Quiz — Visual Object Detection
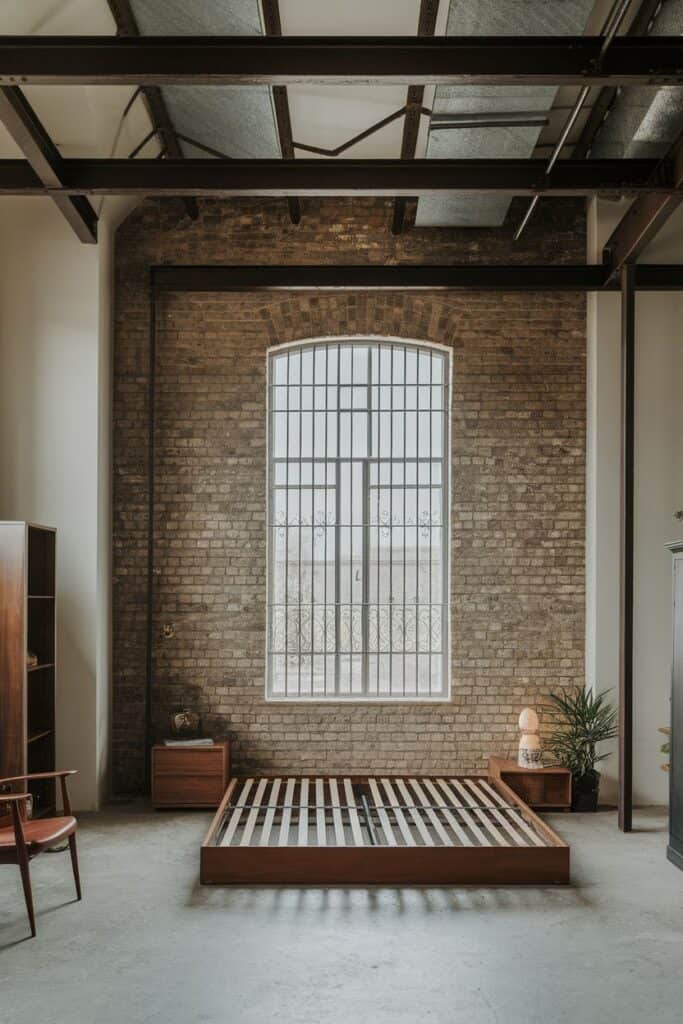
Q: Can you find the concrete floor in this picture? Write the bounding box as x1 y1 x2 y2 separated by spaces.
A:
0 806 680 1024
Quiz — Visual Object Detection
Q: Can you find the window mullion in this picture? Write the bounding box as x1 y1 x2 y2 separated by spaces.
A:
361 458 370 695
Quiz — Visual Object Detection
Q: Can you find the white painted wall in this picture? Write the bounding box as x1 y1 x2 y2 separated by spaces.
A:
0 195 137 810
0 1 147 809
587 198 683 805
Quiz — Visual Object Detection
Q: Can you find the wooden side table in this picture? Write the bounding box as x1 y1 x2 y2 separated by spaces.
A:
489 756 571 810
152 741 230 809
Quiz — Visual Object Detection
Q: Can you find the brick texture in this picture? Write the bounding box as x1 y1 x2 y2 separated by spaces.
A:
113 197 586 793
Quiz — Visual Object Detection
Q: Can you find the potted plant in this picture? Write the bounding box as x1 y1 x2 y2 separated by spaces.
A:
542 688 618 812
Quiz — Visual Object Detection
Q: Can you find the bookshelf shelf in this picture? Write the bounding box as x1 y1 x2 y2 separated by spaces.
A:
0 522 57 817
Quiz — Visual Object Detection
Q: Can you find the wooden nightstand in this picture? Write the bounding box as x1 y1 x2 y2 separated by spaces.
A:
152 742 230 809
489 756 571 810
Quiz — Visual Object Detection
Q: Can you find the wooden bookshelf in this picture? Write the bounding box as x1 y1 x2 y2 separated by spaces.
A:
0 522 57 817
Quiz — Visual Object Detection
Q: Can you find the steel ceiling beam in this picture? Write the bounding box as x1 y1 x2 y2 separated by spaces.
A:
261 0 301 226
105 0 199 222
0 157 673 197
392 0 439 236
0 36 682 86
0 86 97 242
150 263 683 293
603 131 683 273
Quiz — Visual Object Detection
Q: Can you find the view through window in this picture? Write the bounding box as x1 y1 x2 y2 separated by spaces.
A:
267 339 450 700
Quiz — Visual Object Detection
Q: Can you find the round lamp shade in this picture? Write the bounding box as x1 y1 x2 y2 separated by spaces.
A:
518 707 539 733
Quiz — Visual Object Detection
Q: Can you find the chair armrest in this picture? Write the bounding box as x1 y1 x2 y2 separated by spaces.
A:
0 770 77 786
0 792 31 804
0 771 77 817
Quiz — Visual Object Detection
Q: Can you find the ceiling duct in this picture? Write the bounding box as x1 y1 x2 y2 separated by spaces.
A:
415 0 594 228
589 0 683 161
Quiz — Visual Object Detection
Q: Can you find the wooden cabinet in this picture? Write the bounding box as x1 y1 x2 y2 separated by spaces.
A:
489 757 571 810
0 523 57 817
667 541 683 871
152 742 230 808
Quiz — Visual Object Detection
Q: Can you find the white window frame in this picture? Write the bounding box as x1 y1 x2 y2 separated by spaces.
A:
265 335 451 702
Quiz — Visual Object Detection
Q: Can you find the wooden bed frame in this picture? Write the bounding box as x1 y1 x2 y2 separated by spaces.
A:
201 773 569 886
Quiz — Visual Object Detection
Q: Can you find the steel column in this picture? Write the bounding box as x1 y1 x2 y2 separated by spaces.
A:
619 263 635 833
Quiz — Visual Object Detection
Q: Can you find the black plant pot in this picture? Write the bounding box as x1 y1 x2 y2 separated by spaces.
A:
571 770 600 812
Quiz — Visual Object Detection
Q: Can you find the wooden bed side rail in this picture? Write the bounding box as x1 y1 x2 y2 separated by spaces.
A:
488 775 568 849
202 777 239 848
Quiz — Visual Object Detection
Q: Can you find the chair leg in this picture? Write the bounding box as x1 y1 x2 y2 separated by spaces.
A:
68 834 82 901
16 847 36 938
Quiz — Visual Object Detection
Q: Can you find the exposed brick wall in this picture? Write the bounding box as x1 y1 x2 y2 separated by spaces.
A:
113 197 586 793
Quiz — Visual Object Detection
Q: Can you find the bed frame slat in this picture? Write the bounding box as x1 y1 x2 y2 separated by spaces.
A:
220 778 254 847
439 778 498 846
421 778 472 846
464 779 527 847
278 777 296 847
240 777 268 847
368 778 397 847
329 777 345 846
298 778 310 847
316 778 327 846
343 778 364 847
408 778 451 846
480 779 545 848
394 778 433 846
259 777 281 847
380 778 416 846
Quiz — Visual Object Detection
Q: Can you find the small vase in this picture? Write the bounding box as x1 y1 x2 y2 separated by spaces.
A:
169 708 202 739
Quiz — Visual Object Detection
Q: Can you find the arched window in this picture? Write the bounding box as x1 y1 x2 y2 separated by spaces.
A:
267 339 450 700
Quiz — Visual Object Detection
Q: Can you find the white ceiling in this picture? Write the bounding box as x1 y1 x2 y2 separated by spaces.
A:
0 1 155 161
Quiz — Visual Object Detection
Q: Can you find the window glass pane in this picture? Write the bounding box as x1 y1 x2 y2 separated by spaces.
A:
272 354 288 385
339 347 353 385
301 347 314 385
288 350 301 385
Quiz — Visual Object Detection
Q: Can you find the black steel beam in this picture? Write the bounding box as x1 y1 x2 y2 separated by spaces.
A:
261 0 301 226
604 134 683 273
150 263 683 294
0 157 673 197
1 36 682 87
0 86 97 242
105 0 199 222
392 0 439 236
619 262 635 833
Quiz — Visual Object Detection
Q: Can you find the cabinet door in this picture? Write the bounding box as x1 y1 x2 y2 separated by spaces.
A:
672 557 683 847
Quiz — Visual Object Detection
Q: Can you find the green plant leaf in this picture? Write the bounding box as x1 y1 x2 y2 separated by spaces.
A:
540 687 618 777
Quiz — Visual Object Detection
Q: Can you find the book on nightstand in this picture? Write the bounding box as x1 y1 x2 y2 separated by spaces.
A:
163 738 215 747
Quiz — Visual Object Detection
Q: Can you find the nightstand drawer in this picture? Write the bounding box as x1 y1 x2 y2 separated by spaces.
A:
151 742 230 808
153 773 225 807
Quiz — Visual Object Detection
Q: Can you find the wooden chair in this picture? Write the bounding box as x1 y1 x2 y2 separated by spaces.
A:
0 770 81 937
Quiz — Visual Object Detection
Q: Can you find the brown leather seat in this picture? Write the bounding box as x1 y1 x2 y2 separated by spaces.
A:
0 815 76 850
0 770 81 937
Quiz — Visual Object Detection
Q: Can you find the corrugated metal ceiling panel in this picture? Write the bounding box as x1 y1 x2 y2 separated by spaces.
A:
416 0 594 227
129 0 281 159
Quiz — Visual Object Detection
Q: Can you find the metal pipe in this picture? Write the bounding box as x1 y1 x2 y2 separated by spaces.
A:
430 112 548 131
